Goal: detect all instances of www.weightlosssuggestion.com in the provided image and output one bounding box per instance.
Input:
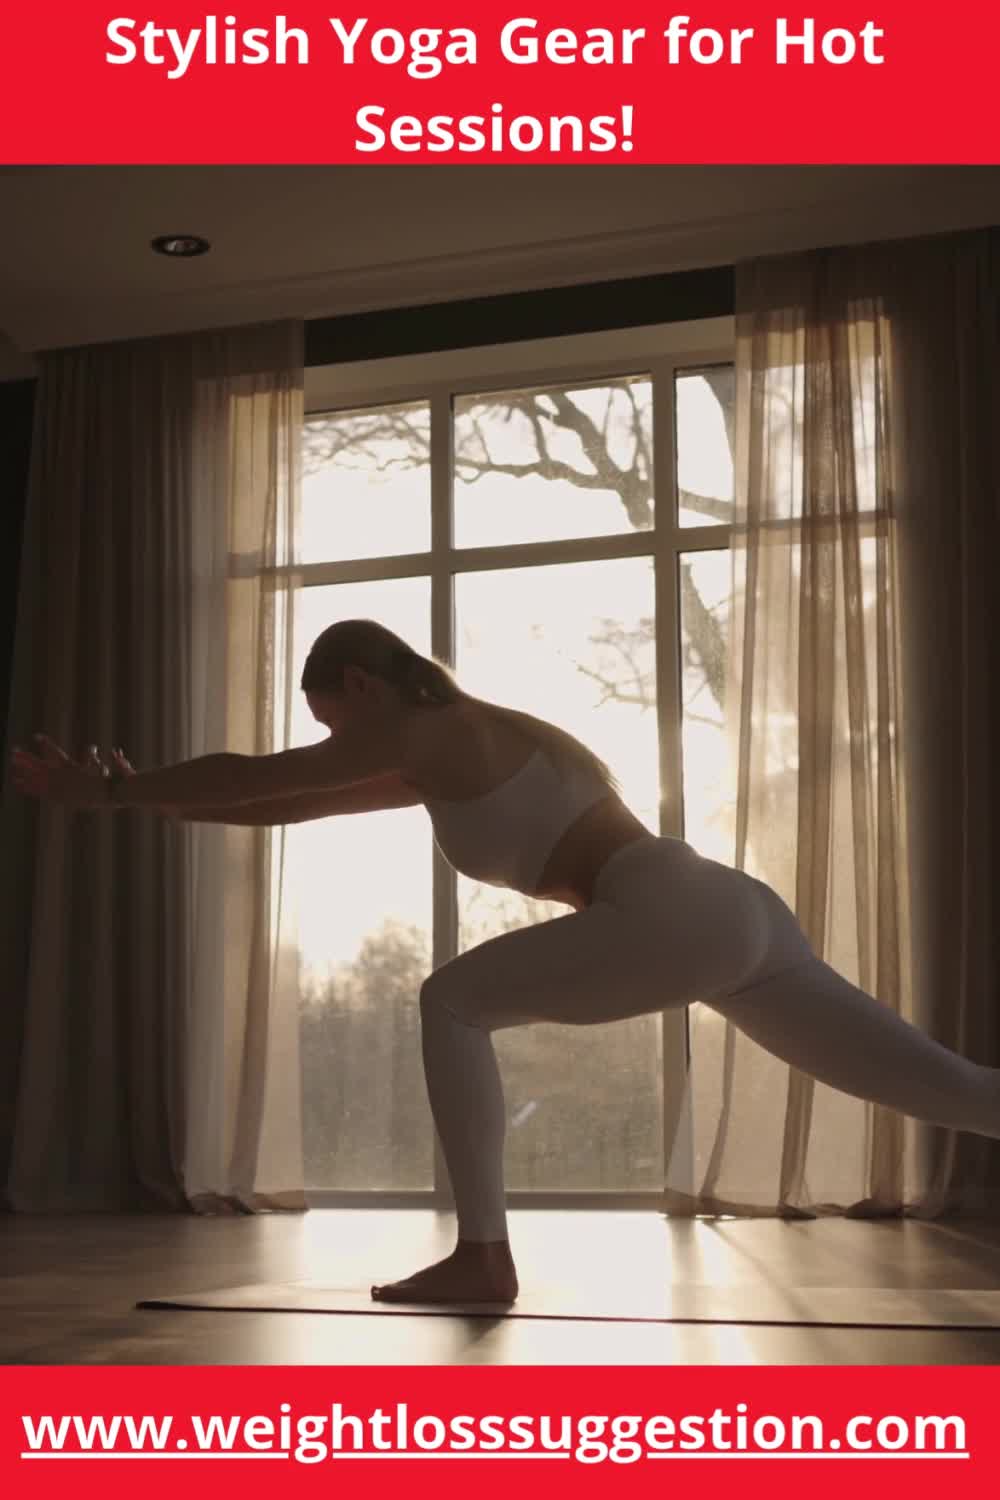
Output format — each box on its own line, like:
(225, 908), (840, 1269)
(19, 1402), (969, 1465)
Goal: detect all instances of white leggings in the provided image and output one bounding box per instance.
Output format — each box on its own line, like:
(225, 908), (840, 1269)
(419, 835), (1000, 1241)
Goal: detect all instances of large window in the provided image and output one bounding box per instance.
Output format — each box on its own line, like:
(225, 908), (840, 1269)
(289, 318), (736, 1202)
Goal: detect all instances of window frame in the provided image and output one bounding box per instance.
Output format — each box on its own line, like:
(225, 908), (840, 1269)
(294, 314), (737, 1209)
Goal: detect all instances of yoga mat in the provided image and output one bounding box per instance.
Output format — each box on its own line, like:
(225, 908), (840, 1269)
(138, 1280), (1000, 1329)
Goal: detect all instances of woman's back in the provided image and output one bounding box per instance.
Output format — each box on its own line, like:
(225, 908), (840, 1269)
(404, 697), (535, 794)
(402, 697), (650, 904)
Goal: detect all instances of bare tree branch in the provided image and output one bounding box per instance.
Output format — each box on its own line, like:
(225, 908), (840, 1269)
(304, 376), (735, 718)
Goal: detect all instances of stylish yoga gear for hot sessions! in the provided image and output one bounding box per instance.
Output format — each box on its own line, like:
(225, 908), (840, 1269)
(417, 830), (1000, 1242)
(424, 748), (611, 893)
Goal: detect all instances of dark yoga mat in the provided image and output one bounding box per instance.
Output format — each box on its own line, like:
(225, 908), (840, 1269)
(137, 1280), (1000, 1329)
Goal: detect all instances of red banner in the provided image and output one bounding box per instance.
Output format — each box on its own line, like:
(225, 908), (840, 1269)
(2, 1364), (998, 1497)
(0, 1), (996, 164)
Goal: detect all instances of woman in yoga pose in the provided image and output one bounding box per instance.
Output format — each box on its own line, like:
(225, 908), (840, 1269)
(11, 619), (1000, 1305)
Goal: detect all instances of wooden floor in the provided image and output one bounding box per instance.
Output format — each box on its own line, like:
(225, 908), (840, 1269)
(2, 1209), (999, 1365)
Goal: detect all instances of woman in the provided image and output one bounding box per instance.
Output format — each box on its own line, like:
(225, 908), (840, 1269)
(11, 619), (1000, 1306)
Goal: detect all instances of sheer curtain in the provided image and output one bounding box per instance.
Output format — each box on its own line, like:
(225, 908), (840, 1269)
(0, 320), (306, 1212)
(666, 227), (999, 1219)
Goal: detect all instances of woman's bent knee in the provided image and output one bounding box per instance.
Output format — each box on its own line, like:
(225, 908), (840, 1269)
(420, 968), (486, 1030)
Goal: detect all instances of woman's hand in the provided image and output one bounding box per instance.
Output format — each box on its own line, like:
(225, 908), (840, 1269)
(10, 733), (114, 808)
(107, 747), (137, 779)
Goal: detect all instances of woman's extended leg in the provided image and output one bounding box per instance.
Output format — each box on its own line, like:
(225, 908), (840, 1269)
(712, 955), (1000, 1138)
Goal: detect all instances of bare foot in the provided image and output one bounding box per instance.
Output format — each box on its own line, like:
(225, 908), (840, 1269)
(371, 1239), (518, 1305)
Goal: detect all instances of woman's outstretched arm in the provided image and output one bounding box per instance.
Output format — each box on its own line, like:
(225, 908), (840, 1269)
(161, 775), (422, 825)
(110, 729), (401, 809)
(12, 719), (406, 811)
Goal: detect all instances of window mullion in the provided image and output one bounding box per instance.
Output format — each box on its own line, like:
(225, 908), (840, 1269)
(652, 357), (694, 1202)
(651, 357), (685, 840)
(430, 388), (457, 1202)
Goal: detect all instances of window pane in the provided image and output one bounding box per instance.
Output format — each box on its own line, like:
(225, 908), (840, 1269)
(455, 557), (662, 1190)
(291, 577), (434, 1189)
(676, 366), (734, 528)
(679, 551), (735, 863)
(454, 376), (652, 548)
(301, 401), (431, 562)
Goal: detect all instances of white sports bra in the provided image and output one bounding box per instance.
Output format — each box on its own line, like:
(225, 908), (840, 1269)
(423, 749), (612, 893)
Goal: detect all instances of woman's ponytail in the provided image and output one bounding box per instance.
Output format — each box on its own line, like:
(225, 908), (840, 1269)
(392, 648), (461, 707)
(302, 619), (460, 707)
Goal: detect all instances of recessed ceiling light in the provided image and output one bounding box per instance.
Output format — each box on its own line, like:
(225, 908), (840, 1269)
(151, 234), (211, 258)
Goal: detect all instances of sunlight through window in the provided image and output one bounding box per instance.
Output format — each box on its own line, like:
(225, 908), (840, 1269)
(290, 339), (737, 1194)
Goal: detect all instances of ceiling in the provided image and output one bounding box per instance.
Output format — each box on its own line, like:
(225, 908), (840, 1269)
(1, 165), (998, 365)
